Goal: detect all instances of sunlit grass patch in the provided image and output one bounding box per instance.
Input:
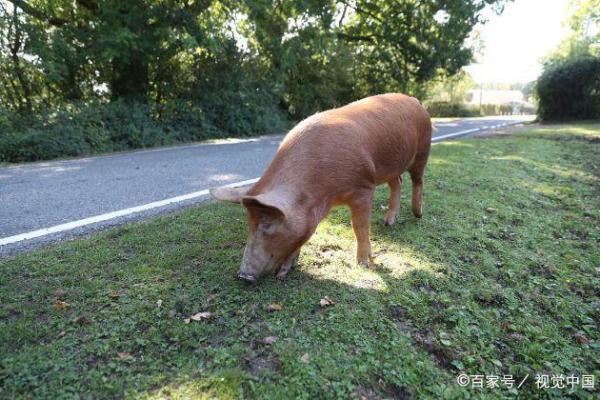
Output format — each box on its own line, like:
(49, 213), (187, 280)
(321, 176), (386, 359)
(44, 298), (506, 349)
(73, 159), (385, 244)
(1, 122), (598, 399)
(138, 370), (246, 400)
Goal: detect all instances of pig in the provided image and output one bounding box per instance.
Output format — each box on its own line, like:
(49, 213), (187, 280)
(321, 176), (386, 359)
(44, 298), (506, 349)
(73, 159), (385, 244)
(210, 93), (432, 283)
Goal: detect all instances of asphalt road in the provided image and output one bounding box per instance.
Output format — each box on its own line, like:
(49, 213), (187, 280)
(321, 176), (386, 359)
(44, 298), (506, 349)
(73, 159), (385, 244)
(0, 115), (533, 257)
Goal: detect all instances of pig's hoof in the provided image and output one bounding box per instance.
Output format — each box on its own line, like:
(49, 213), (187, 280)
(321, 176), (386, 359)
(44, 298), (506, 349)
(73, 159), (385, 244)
(275, 268), (290, 280)
(384, 217), (395, 226)
(238, 272), (257, 284)
(358, 259), (374, 269)
(275, 255), (298, 279)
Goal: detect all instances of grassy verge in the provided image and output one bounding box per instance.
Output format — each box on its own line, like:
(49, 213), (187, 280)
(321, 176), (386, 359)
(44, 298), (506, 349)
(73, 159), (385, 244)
(1, 123), (598, 399)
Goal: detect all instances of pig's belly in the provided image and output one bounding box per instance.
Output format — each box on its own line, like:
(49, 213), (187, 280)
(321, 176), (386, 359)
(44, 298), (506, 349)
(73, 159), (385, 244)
(372, 152), (417, 185)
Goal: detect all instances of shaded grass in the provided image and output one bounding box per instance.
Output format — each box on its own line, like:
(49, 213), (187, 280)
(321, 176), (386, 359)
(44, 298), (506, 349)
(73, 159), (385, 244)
(1, 123), (599, 399)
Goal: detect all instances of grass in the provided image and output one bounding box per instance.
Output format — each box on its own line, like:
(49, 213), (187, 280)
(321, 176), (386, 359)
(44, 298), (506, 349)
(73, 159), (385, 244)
(1, 122), (599, 399)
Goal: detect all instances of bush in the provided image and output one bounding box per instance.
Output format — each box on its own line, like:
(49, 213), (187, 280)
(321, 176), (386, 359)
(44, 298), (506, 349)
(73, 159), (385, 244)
(536, 56), (600, 121)
(426, 101), (480, 118)
(0, 99), (290, 163)
(479, 104), (515, 116)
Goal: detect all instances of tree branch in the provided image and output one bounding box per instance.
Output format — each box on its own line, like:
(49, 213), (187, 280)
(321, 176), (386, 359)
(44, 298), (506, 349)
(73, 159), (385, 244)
(337, 32), (378, 42)
(338, 4), (347, 27)
(75, 0), (98, 12)
(336, 0), (383, 23)
(6, 0), (68, 26)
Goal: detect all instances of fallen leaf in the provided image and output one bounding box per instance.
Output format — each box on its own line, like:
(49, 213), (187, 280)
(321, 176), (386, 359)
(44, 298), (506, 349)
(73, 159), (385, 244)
(319, 296), (335, 307)
(156, 299), (163, 308)
(501, 321), (511, 332)
(301, 353), (310, 364)
(72, 315), (90, 325)
(206, 294), (217, 303)
(117, 352), (133, 360)
(108, 290), (124, 299)
(189, 311), (213, 322)
(267, 303), (283, 312)
(53, 300), (71, 310)
(485, 207), (497, 213)
(509, 333), (526, 341)
(259, 336), (278, 345)
(574, 332), (590, 344)
(184, 318), (191, 324)
(57, 331), (67, 338)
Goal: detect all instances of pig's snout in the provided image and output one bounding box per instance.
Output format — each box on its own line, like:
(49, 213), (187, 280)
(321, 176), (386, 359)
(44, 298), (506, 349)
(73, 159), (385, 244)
(238, 271), (257, 283)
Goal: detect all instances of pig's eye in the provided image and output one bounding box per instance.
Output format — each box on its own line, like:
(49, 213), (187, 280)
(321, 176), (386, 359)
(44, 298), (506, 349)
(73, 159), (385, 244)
(259, 222), (276, 235)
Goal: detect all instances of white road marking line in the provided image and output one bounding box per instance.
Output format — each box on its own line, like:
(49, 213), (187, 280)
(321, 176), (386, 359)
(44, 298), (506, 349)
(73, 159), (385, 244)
(0, 120), (527, 247)
(0, 178), (259, 246)
(431, 120), (522, 142)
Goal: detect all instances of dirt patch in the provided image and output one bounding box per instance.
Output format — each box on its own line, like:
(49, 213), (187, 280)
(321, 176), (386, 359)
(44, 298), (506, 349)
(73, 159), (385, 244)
(546, 135), (600, 144)
(387, 304), (458, 370)
(529, 263), (556, 279)
(244, 352), (282, 375)
(412, 330), (456, 369)
(354, 383), (414, 400)
(354, 386), (380, 400)
(469, 123), (534, 138)
(473, 292), (506, 307)
(388, 305), (413, 331)
(0, 309), (23, 322)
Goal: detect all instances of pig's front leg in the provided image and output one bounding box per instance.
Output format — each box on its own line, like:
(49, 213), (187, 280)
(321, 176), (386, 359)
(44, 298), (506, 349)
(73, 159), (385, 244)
(276, 248), (300, 279)
(350, 190), (374, 267)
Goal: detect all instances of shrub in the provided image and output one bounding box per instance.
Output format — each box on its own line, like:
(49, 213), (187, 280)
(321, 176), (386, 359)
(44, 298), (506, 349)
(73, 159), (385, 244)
(0, 99), (291, 163)
(536, 56), (600, 121)
(425, 101), (480, 118)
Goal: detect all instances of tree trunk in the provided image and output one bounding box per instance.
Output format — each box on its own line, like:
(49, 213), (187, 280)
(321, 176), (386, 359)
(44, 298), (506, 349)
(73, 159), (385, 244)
(10, 5), (32, 112)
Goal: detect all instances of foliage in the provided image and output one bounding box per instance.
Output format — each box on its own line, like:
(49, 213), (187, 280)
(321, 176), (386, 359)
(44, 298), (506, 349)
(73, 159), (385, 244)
(426, 70), (475, 105)
(546, 0), (599, 62)
(0, 0), (512, 161)
(536, 56), (600, 121)
(425, 101), (479, 118)
(424, 71), (479, 117)
(535, 1), (600, 121)
(1, 123), (599, 398)
(0, 98), (288, 162)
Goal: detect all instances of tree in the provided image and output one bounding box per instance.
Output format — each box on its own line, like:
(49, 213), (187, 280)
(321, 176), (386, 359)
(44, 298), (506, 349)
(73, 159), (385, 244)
(0, 0), (510, 128)
(536, 56), (600, 121)
(545, 0), (599, 64)
(337, 0), (511, 97)
(536, 0), (600, 121)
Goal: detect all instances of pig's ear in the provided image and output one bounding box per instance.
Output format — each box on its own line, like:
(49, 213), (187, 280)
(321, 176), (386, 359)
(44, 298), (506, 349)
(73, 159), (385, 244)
(242, 194), (287, 221)
(209, 186), (251, 204)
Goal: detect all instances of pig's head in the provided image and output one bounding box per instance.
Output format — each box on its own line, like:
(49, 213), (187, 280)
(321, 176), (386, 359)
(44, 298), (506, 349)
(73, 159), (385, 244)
(210, 186), (309, 283)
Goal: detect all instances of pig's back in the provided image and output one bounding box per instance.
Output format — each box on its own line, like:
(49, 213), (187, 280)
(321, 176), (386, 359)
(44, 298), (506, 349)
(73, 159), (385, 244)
(278, 93), (431, 186)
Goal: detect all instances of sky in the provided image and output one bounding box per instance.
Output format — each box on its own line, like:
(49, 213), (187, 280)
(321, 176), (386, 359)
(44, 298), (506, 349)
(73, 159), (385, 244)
(465, 0), (573, 84)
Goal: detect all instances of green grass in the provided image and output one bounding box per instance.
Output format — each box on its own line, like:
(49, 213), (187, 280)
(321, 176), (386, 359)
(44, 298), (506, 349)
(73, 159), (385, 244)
(1, 123), (599, 399)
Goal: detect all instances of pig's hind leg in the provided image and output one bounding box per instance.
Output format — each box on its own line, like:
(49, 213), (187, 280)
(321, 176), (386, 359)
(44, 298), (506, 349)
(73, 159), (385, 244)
(408, 163), (426, 218)
(384, 175), (403, 226)
(350, 189), (374, 267)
